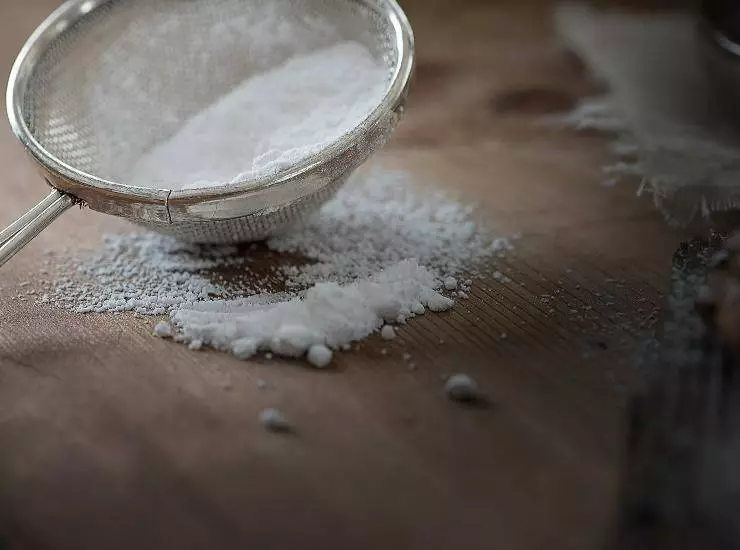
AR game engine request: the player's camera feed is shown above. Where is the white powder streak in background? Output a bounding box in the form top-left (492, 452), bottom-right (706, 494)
top-left (48, 166), bottom-right (513, 360)
top-left (128, 42), bottom-right (388, 190)
top-left (553, 3), bottom-right (740, 222)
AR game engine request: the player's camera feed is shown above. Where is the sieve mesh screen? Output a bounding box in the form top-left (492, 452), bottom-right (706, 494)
top-left (24, 0), bottom-right (398, 185)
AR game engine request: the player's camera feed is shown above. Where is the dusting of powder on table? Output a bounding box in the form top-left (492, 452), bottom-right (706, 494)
top-left (47, 165), bottom-right (514, 363)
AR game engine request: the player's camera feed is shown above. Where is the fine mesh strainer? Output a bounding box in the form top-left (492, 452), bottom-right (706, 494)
top-left (1, 0), bottom-right (414, 266)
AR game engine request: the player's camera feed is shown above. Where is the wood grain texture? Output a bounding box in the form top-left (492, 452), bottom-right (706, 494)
top-left (0, 1), bottom-right (687, 549)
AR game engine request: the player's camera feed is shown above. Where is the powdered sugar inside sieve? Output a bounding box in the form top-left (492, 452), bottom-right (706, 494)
top-left (2, 0), bottom-right (413, 262)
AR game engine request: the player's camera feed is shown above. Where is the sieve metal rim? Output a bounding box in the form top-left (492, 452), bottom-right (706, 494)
top-left (5, 0), bottom-right (414, 223)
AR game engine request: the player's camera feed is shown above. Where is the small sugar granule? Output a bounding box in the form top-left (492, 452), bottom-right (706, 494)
top-left (307, 344), bottom-right (333, 368)
top-left (232, 338), bottom-right (258, 360)
top-left (444, 277), bottom-right (458, 290)
top-left (426, 293), bottom-right (455, 312)
top-left (444, 374), bottom-right (481, 403)
top-left (188, 339), bottom-right (204, 351)
top-left (380, 325), bottom-right (396, 340)
top-left (154, 321), bottom-right (172, 338)
top-left (270, 324), bottom-right (322, 358)
top-left (259, 408), bottom-right (292, 433)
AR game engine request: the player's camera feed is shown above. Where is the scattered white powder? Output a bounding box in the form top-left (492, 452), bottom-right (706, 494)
top-left (47, 165), bottom-right (514, 362)
top-left (269, 167), bottom-right (514, 287)
top-left (259, 408), bottom-right (292, 433)
top-left (444, 277), bottom-right (458, 291)
top-left (128, 42), bottom-right (387, 189)
top-left (380, 325), bottom-right (396, 341)
top-left (307, 345), bottom-right (333, 368)
top-left (171, 259), bottom-right (450, 356)
top-left (444, 374), bottom-right (481, 403)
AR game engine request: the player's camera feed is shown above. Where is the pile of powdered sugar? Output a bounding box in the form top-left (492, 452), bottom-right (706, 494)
top-left (46, 165), bottom-right (513, 362)
top-left (128, 41), bottom-right (388, 190)
top-left (171, 259), bottom-right (453, 361)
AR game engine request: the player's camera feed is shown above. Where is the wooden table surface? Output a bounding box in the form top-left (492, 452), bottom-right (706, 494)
top-left (0, 1), bottom-right (687, 549)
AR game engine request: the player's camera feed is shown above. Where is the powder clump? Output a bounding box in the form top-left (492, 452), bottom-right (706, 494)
top-left (259, 408), bottom-right (292, 433)
top-left (444, 374), bottom-right (481, 403)
top-left (154, 321), bottom-right (172, 338)
top-left (307, 345), bottom-right (333, 368)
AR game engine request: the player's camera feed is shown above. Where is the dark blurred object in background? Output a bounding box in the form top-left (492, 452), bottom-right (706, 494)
top-left (701, 0), bottom-right (740, 44)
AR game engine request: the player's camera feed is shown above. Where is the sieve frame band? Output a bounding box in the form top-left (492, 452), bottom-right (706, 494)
top-left (6, 0), bottom-right (415, 224)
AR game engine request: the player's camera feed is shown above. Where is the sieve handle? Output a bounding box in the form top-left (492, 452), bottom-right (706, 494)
top-left (0, 189), bottom-right (75, 268)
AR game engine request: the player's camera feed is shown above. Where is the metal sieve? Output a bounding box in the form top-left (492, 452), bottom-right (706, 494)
top-left (1, 0), bottom-right (413, 266)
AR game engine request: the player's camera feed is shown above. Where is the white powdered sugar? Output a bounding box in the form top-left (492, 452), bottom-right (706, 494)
top-left (46, 165), bottom-right (513, 362)
top-left (268, 167), bottom-right (514, 287)
top-left (171, 259), bottom-right (451, 357)
top-left (444, 374), bottom-right (482, 403)
top-left (307, 345), bottom-right (333, 368)
top-left (128, 41), bottom-right (387, 190)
